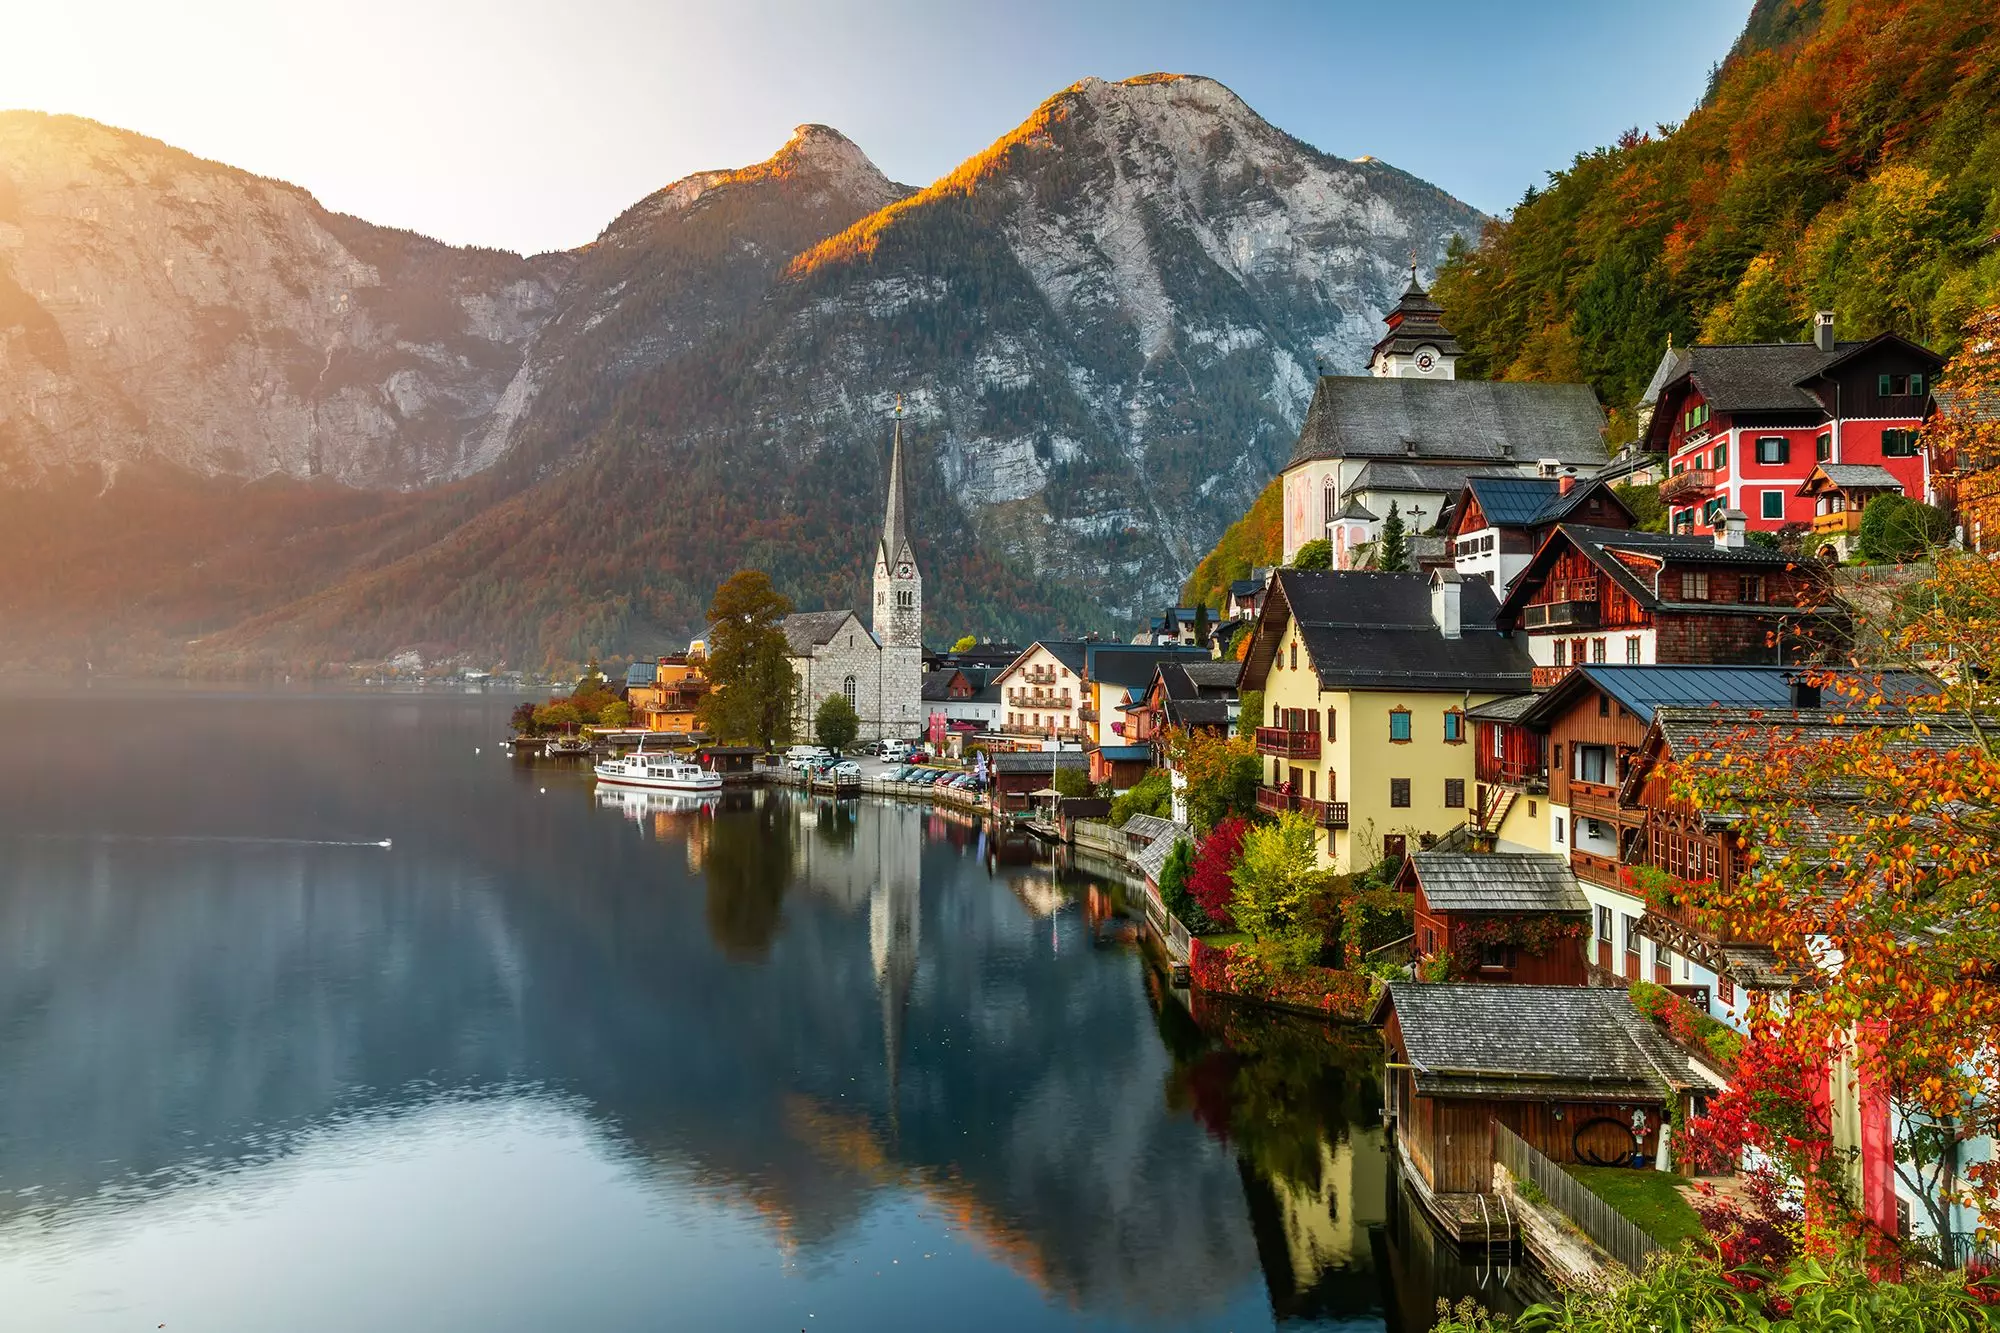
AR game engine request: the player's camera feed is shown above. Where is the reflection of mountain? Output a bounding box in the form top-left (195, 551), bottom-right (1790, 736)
top-left (0, 690), bottom-right (1264, 1317)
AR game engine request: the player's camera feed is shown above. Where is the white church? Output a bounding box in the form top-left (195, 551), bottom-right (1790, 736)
top-left (781, 409), bottom-right (925, 742)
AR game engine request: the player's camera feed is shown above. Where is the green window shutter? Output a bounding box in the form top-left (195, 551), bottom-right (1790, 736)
top-left (1879, 373), bottom-right (1893, 396)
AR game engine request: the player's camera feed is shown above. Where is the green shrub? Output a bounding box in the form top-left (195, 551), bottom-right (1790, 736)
top-left (1108, 770), bottom-right (1171, 824)
top-left (1857, 493), bottom-right (1952, 563)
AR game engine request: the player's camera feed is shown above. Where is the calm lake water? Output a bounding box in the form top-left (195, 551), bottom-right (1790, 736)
top-left (0, 688), bottom-right (1530, 1331)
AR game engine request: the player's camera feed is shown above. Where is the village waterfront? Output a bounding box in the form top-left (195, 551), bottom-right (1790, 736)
top-left (0, 685), bottom-right (1532, 1332)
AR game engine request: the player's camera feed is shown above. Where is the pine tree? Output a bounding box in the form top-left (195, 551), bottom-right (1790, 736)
top-left (1379, 501), bottom-right (1409, 572)
top-left (1192, 601), bottom-right (1210, 650)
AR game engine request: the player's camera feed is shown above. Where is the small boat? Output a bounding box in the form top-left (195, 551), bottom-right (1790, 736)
top-left (547, 735), bottom-right (593, 756)
top-left (594, 745), bottom-right (724, 792)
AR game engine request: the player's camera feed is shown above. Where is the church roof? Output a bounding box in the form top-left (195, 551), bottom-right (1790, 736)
top-left (781, 610), bottom-right (868, 654)
top-left (1371, 274), bottom-right (1462, 360)
top-left (878, 412), bottom-right (917, 573)
top-left (1287, 376), bottom-right (1607, 470)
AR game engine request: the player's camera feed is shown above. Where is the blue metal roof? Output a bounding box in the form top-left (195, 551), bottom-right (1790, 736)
top-left (1094, 745), bottom-right (1151, 762)
top-left (1464, 474), bottom-right (1562, 527)
top-left (625, 663), bottom-right (657, 687)
top-left (1562, 664), bottom-right (1937, 724)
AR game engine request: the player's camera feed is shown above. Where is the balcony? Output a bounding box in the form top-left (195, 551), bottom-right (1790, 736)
top-left (1521, 579), bottom-right (1600, 630)
top-left (1569, 847), bottom-right (1623, 887)
top-left (1255, 789), bottom-right (1348, 827)
top-left (1256, 786), bottom-right (1295, 817)
top-left (1311, 799), bottom-right (1350, 829)
top-left (997, 725), bottom-right (1084, 741)
top-left (1660, 468), bottom-right (1718, 504)
top-left (1077, 706), bottom-right (1098, 722)
top-left (1812, 509), bottom-right (1863, 536)
top-left (1531, 664), bottom-right (1575, 689)
top-left (1569, 778), bottom-right (1620, 815)
top-left (1477, 756), bottom-right (1549, 790)
top-left (1254, 727), bottom-right (1321, 759)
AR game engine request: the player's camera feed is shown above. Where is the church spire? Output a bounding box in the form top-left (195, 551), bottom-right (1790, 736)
top-left (879, 395), bottom-right (915, 572)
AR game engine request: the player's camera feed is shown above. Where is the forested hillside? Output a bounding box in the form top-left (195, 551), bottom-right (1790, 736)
top-left (1433, 0), bottom-right (2000, 431)
top-left (1181, 474), bottom-right (1281, 610)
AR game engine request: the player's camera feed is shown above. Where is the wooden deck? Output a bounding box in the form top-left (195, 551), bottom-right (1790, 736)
top-left (1390, 1126), bottom-right (1517, 1248)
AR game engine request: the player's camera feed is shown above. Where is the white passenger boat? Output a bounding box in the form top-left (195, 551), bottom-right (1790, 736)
top-left (593, 747), bottom-right (724, 792)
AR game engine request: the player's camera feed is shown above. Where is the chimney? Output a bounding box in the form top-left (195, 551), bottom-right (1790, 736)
top-left (1715, 509), bottom-right (1748, 550)
top-left (1558, 468), bottom-right (1576, 496)
top-left (1431, 572), bottom-right (1462, 640)
top-left (1814, 311), bottom-right (1835, 353)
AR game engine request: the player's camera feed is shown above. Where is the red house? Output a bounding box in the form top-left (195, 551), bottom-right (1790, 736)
top-left (1642, 315), bottom-right (1943, 538)
top-left (1400, 850), bottom-right (1590, 985)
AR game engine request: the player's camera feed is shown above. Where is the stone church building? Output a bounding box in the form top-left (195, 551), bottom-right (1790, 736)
top-left (782, 413), bottom-right (925, 743)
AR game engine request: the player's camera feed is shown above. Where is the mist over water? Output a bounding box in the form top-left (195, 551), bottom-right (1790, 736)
top-left (0, 687), bottom-right (1524, 1331)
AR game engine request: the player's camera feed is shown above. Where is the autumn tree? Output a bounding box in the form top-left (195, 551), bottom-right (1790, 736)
top-left (950, 634), bottom-right (978, 653)
top-left (1289, 538), bottom-right (1332, 572)
top-left (697, 570), bottom-right (798, 749)
top-left (1229, 812), bottom-right (1327, 972)
top-left (1188, 815), bottom-right (1248, 929)
top-left (1671, 550), bottom-right (2000, 1258)
top-left (1165, 726), bottom-right (1261, 833)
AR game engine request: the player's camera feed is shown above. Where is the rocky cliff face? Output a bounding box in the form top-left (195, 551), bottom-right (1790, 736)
top-left (0, 113), bottom-right (569, 489)
top-left (0, 79), bottom-right (1485, 665)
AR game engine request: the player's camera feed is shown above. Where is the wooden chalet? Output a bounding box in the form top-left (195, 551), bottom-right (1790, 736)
top-left (1494, 523), bottom-right (1832, 687)
top-left (1124, 659), bottom-right (1239, 759)
top-left (1376, 983), bottom-right (1714, 1210)
top-left (1795, 462), bottom-right (1905, 562)
top-left (1399, 851), bottom-right (1590, 985)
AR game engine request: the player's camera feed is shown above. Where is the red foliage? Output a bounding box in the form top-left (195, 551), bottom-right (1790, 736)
top-left (1186, 938), bottom-right (1376, 1020)
top-left (1188, 816), bottom-right (1247, 929)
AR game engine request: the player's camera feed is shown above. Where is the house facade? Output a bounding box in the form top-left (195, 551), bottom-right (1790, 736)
top-left (1494, 522), bottom-right (1830, 687)
top-left (1447, 473), bottom-right (1633, 597)
top-left (1400, 851), bottom-right (1591, 986)
top-left (1240, 569), bottom-right (1533, 872)
top-left (992, 641), bottom-right (1087, 748)
top-left (1642, 317), bottom-right (1943, 540)
top-left (625, 655), bottom-right (711, 734)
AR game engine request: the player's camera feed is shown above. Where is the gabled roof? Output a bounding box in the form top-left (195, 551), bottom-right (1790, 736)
top-left (1287, 376), bottom-right (1607, 469)
top-left (1348, 460), bottom-right (1479, 497)
top-left (1465, 692), bottom-right (1538, 722)
top-left (781, 609), bottom-right (867, 654)
top-left (1228, 576), bottom-right (1268, 598)
top-left (1374, 983), bottom-right (1713, 1100)
top-left (1459, 474), bottom-right (1635, 532)
top-left (1163, 698), bottom-right (1233, 728)
top-left (1085, 643), bottom-right (1211, 690)
top-left (1620, 704), bottom-right (1975, 807)
top-left (626, 662), bottom-right (658, 688)
top-left (920, 669), bottom-right (962, 701)
top-left (1405, 852), bottom-right (1588, 914)
top-left (1518, 663), bottom-right (1937, 728)
top-left (1122, 813), bottom-right (1183, 845)
top-left (998, 640), bottom-right (1087, 680)
top-left (1242, 570), bottom-right (1533, 694)
top-left (1643, 332), bottom-right (1944, 447)
top-left (1180, 660), bottom-right (1242, 690)
top-left (991, 751), bottom-right (1090, 775)
top-left (1495, 524), bottom-right (1808, 627)
top-left (1798, 463), bottom-right (1903, 496)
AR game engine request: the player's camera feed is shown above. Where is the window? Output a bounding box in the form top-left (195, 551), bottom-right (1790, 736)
top-left (1324, 708), bottom-right (1337, 739)
top-left (1759, 489), bottom-right (1784, 520)
top-left (1712, 440), bottom-right (1728, 469)
top-left (1445, 778), bottom-right (1465, 808)
top-left (1443, 710), bottom-right (1464, 743)
top-left (1597, 905), bottom-right (1613, 943)
top-left (1626, 635), bottom-right (1642, 664)
top-left (1656, 939), bottom-right (1674, 969)
top-left (1739, 574), bottom-right (1764, 603)
top-left (1719, 975), bottom-right (1736, 1006)
top-left (1480, 940), bottom-right (1510, 968)
top-left (1622, 914), bottom-right (1640, 957)
top-left (1491, 725), bottom-right (1503, 758)
top-left (1288, 644), bottom-right (1297, 671)
top-left (1388, 709), bottom-right (1412, 743)
top-left (842, 675), bottom-right (857, 708)
top-left (1756, 436), bottom-right (1789, 465)
top-left (1703, 496), bottom-right (1724, 525)
top-left (1880, 373), bottom-right (1911, 397)
top-left (1390, 777), bottom-right (1411, 807)
top-left (1882, 429), bottom-right (1920, 458)
top-left (1591, 637), bottom-right (1607, 664)
top-left (897, 589), bottom-right (914, 609)
top-left (1599, 691), bottom-right (1610, 718)
top-left (1555, 815), bottom-right (1565, 844)
top-left (1682, 571), bottom-right (1710, 600)
top-left (1681, 402), bottom-right (1711, 433)
top-left (1383, 834), bottom-right (1407, 864)
top-left (1423, 926), bottom-right (1436, 954)
top-left (1912, 373), bottom-right (1927, 397)
top-left (1552, 743), bottom-right (1563, 769)
top-left (1816, 431), bottom-right (1833, 462)
top-left (1552, 640), bottom-right (1566, 667)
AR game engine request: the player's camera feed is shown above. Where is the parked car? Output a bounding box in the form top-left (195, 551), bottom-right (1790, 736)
top-left (786, 745), bottom-right (830, 763)
top-left (831, 760), bottom-right (862, 780)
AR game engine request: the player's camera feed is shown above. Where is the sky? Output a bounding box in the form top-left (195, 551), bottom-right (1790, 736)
top-left (4, 0), bottom-right (1751, 256)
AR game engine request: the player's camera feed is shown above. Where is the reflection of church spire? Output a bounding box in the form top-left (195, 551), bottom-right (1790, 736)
top-left (868, 806), bottom-right (921, 1143)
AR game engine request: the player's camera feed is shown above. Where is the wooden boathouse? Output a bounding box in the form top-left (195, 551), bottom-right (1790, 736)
top-left (1374, 982), bottom-right (1713, 1240)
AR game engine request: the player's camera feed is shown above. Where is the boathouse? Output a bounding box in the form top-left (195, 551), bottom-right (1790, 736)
top-left (1374, 983), bottom-right (1713, 1199)
top-left (1399, 851), bottom-right (1591, 985)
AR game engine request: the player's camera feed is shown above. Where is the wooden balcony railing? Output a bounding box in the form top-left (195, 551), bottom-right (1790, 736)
top-left (1254, 727), bottom-right (1321, 759)
top-left (1077, 706), bottom-right (1098, 722)
top-left (1256, 786), bottom-right (1295, 817)
top-left (1477, 757), bottom-right (1549, 790)
top-left (1569, 847), bottom-right (1623, 887)
top-left (1522, 591), bottom-right (1600, 630)
top-left (1812, 509), bottom-right (1863, 535)
top-left (1532, 664), bottom-right (1576, 689)
top-left (1569, 779), bottom-right (1620, 814)
top-left (1256, 788), bottom-right (1348, 828)
top-left (1660, 468), bottom-right (1718, 504)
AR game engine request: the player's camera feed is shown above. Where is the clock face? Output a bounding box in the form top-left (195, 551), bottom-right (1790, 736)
top-left (1415, 347), bottom-right (1438, 372)
top-left (898, 563), bottom-right (913, 578)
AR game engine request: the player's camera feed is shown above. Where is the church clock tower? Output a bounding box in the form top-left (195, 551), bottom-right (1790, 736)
top-left (872, 400), bottom-right (922, 649)
top-left (1368, 267), bottom-right (1461, 379)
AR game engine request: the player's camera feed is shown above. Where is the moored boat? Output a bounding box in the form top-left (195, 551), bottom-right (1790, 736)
top-left (594, 747), bottom-right (724, 792)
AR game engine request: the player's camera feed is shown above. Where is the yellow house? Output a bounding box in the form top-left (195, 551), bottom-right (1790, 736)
top-left (626, 655), bottom-right (711, 734)
top-left (1240, 569), bottom-right (1534, 872)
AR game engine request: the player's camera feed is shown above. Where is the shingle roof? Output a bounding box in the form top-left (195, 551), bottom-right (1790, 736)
top-left (1336, 497), bottom-right (1380, 521)
top-left (920, 669), bottom-right (959, 701)
top-left (1121, 813), bottom-right (1182, 845)
top-left (1377, 983), bottom-right (1713, 1100)
top-left (1162, 698), bottom-right (1232, 728)
top-left (1465, 692), bottom-right (1538, 722)
top-left (1497, 524), bottom-right (1809, 625)
top-left (1130, 818), bottom-right (1191, 884)
top-left (781, 610), bottom-right (864, 654)
top-left (1408, 852), bottom-right (1588, 914)
top-left (1348, 460), bottom-right (1480, 496)
top-left (1288, 376), bottom-right (1607, 469)
top-left (1801, 463), bottom-right (1903, 493)
top-left (1681, 342), bottom-right (1854, 414)
top-left (1229, 577), bottom-right (1266, 597)
top-left (1086, 644), bottom-right (1210, 689)
top-left (991, 751), bottom-right (1090, 775)
top-left (1521, 664), bottom-right (1939, 727)
top-left (1254, 570), bottom-right (1533, 693)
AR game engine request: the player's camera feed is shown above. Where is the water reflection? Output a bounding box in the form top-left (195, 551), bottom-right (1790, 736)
top-left (0, 690), bottom-right (1518, 1331)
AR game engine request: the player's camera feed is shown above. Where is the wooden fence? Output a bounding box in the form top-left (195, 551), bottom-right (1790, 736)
top-left (1493, 1123), bottom-right (1660, 1276)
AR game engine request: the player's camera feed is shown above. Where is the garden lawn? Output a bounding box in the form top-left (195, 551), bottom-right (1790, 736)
top-left (1562, 1166), bottom-right (1706, 1250)
top-left (1196, 932), bottom-right (1251, 949)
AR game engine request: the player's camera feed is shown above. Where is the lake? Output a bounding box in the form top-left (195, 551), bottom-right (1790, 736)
top-left (0, 688), bottom-right (1529, 1331)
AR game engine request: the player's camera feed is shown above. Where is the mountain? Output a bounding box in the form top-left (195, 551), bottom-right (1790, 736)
top-left (0, 77), bottom-right (1484, 670)
top-left (1430, 0), bottom-right (2000, 432)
